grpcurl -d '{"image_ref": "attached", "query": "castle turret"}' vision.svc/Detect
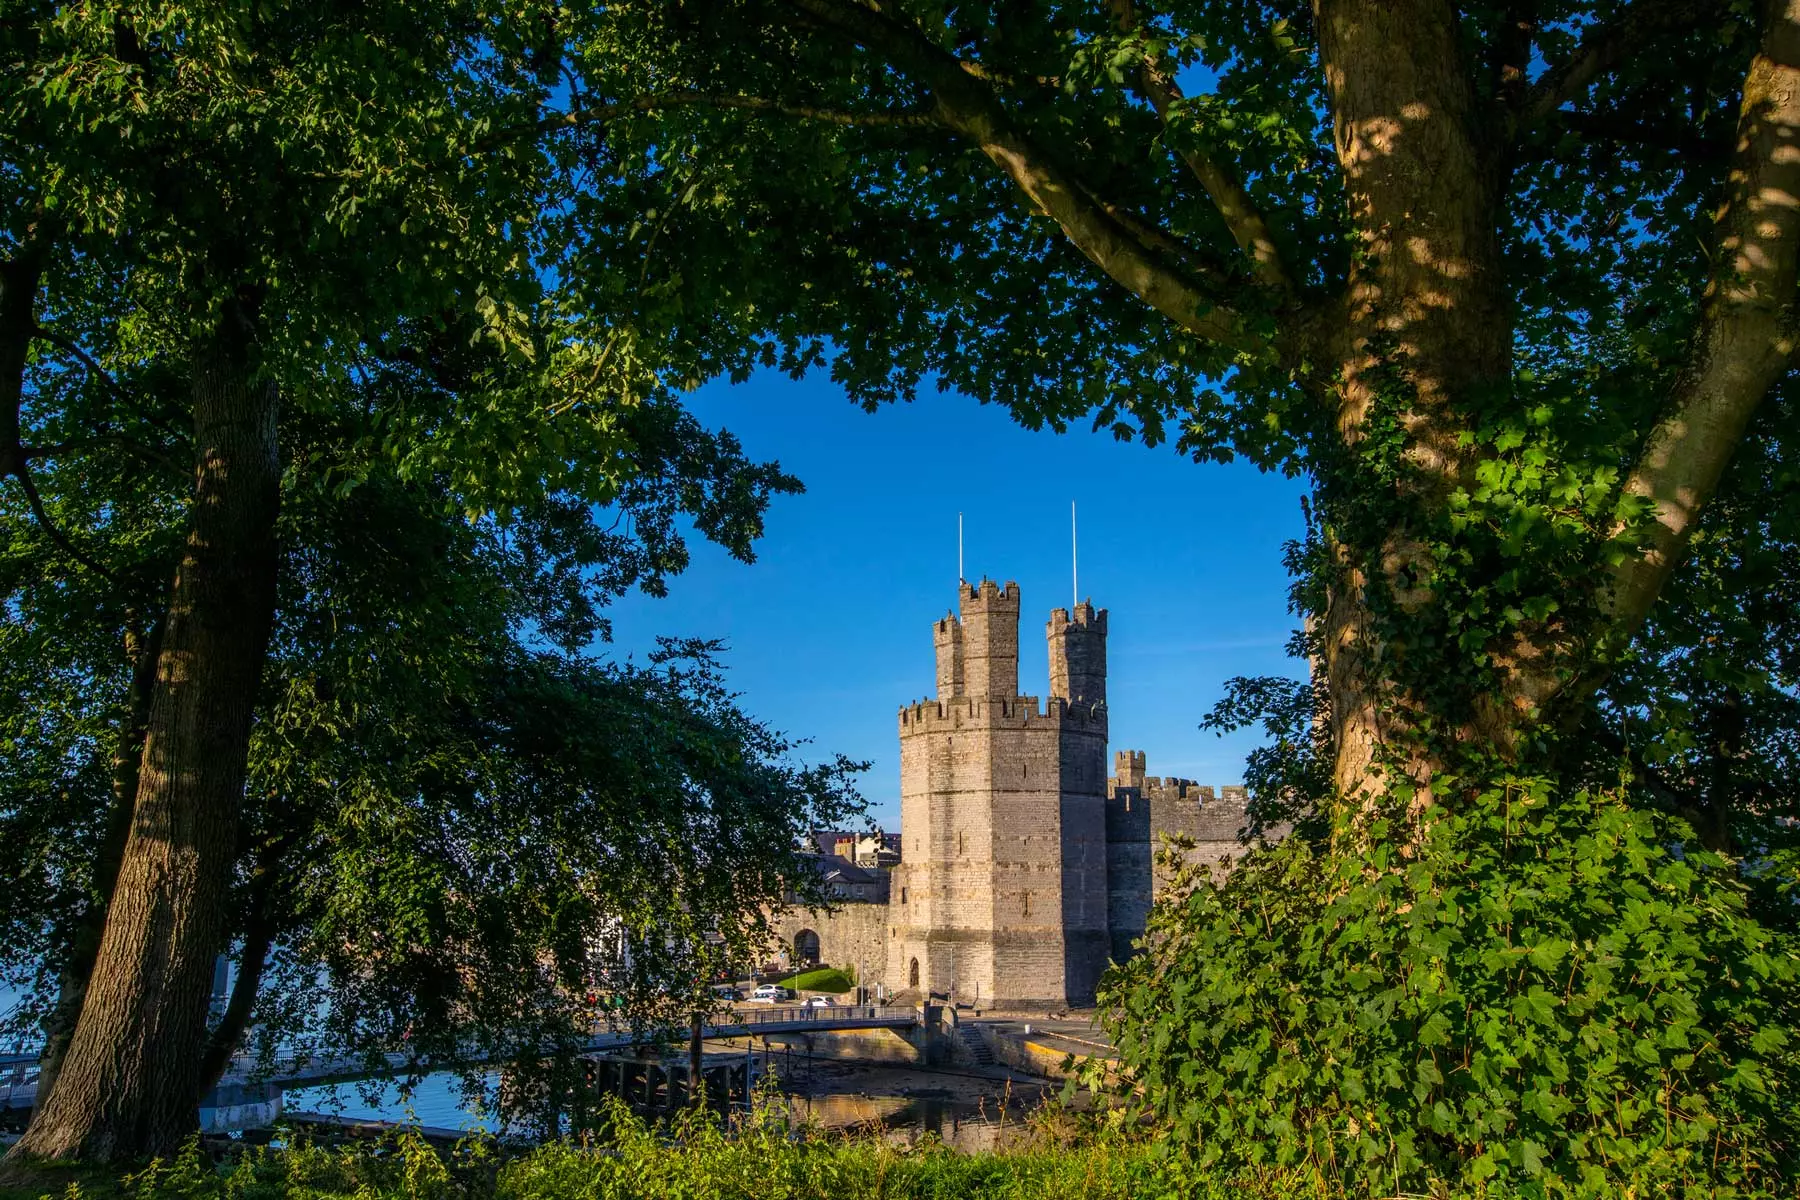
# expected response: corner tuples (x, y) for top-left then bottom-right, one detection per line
(1113, 749), (1146, 790)
(960, 579), (1019, 699)
(933, 612), (964, 699)
(1048, 602), (1108, 707)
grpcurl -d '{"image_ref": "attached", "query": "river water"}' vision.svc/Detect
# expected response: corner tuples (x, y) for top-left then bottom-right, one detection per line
(283, 1059), (1053, 1151)
(7, 984), (1054, 1151)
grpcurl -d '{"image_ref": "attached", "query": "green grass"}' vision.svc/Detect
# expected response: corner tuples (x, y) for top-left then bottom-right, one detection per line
(0, 1117), (1215, 1200)
(0, 1099), (1326, 1200)
(777, 966), (854, 993)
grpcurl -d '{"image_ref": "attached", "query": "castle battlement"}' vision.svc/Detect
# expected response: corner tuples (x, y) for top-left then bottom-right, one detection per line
(1047, 602), (1107, 634)
(881, 579), (1274, 1009)
(960, 578), (1020, 608)
(897, 693), (1107, 734)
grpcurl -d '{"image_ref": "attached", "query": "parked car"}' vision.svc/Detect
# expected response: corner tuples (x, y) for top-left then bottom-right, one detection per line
(749, 984), (794, 1003)
(802, 995), (834, 1009)
(711, 984), (744, 1003)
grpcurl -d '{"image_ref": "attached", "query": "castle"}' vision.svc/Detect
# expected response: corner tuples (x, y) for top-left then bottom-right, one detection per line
(775, 579), (1260, 1009)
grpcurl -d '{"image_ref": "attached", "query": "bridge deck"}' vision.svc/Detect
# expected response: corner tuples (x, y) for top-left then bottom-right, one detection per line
(1, 1005), (919, 1108)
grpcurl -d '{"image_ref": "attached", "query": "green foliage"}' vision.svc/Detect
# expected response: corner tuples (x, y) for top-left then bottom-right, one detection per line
(1098, 782), (1800, 1197)
(778, 967), (855, 993)
(7, 1108), (1200, 1200)
(2, 319), (851, 1106)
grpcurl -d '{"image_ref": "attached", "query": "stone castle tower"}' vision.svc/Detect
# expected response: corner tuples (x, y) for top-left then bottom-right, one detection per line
(886, 580), (1112, 1007)
(770, 577), (1270, 1010)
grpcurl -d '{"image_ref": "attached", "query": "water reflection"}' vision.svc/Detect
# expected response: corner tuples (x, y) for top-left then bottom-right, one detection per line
(285, 1061), (1050, 1152)
(782, 1064), (1050, 1152)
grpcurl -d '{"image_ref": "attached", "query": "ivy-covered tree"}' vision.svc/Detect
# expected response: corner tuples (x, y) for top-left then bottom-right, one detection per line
(520, 0), (1800, 1190)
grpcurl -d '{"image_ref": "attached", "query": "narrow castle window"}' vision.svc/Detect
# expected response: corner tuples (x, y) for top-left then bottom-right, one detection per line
(901, 887), (908, 905)
(957, 831), (965, 857)
(1022, 891), (1031, 918)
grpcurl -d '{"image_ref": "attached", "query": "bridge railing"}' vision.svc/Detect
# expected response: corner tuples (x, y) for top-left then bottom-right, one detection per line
(576, 1004), (916, 1040)
(0, 1005), (922, 1100)
(1, 1052), (39, 1111)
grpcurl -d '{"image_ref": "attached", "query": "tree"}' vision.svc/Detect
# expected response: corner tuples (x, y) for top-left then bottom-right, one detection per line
(0, 0), (832, 1161)
(1, 313), (852, 1151)
(544, 0), (1796, 810)
(521, 0), (1800, 1188)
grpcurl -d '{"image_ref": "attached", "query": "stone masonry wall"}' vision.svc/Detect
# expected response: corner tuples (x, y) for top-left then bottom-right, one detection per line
(1047, 603), (1110, 1003)
(770, 900), (889, 985)
(889, 693), (1107, 1007)
(883, 580), (1273, 1007)
(960, 580), (1019, 698)
(1105, 750), (1252, 960)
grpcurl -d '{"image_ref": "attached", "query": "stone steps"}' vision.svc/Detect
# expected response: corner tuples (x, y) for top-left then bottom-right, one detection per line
(958, 1025), (995, 1066)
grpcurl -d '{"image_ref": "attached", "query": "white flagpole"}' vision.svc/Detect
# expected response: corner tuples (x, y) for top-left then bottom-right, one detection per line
(1071, 500), (1078, 609)
(958, 511), (964, 584)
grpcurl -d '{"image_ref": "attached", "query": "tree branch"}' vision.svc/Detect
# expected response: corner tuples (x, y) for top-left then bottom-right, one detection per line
(780, 0), (1255, 350)
(1606, 0), (1800, 638)
(197, 915), (274, 1096)
(10, 461), (121, 584)
(1519, 0), (1728, 128)
(542, 90), (940, 136)
(29, 322), (134, 405)
(1490, 2), (1540, 114)
(1105, 0), (1293, 294)
(0, 250), (120, 584)
(1542, 109), (1732, 163)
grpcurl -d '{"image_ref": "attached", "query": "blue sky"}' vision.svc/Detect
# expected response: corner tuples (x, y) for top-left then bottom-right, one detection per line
(604, 370), (1311, 829)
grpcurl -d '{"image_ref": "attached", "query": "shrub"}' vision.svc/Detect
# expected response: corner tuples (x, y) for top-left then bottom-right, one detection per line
(1099, 782), (1800, 1197)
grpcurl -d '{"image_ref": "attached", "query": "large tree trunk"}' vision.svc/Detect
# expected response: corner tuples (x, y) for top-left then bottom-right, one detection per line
(6, 307), (281, 1165)
(1311, 0), (1511, 810)
(1310, 0), (1800, 816)
(35, 615), (167, 1112)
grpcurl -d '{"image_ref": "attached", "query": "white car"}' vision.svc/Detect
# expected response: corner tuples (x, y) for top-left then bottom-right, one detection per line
(749, 984), (792, 1003)
(802, 995), (834, 1009)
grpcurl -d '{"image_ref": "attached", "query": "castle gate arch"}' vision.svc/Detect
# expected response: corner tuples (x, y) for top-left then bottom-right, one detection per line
(793, 929), (821, 967)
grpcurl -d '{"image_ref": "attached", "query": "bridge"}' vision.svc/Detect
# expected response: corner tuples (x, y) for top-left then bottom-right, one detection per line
(1, 1004), (920, 1119)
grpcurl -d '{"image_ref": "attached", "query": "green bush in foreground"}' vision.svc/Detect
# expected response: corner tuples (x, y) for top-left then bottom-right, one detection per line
(1102, 782), (1800, 1199)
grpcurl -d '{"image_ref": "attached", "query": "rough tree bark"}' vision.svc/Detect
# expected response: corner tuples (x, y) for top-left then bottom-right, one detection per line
(1309, 0), (1512, 806)
(35, 615), (167, 1112)
(6, 301), (282, 1165)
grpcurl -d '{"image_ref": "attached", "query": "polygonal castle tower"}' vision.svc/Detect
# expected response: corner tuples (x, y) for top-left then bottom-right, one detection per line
(887, 579), (1113, 1008)
(769, 577), (1270, 1009)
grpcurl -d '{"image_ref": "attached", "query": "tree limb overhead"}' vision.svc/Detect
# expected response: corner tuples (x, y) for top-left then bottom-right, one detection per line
(780, 0), (1257, 351)
(1607, 0), (1800, 637)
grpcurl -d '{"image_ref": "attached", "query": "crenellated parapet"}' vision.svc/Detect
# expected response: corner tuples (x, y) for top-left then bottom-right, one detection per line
(897, 693), (1107, 736)
(960, 578), (1020, 699)
(1106, 752), (1251, 845)
(1047, 601), (1107, 706)
(1104, 750), (1252, 961)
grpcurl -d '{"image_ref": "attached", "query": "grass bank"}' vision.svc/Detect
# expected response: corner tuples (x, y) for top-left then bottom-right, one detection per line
(0, 1101), (1311, 1200)
(776, 967), (854, 994)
